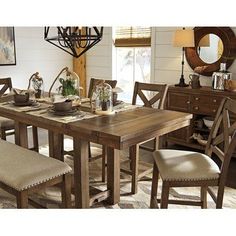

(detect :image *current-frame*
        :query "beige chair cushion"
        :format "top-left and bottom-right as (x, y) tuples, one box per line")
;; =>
(0, 116), (14, 128)
(153, 149), (220, 181)
(0, 140), (72, 191)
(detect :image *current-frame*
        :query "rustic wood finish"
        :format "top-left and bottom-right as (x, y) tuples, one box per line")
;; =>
(151, 97), (236, 209)
(185, 27), (236, 76)
(0, 101), (192, 208)
(166, 86), (236, 151)
(73, 43), (86, 97)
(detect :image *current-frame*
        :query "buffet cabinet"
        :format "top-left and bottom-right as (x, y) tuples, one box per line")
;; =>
(166, 86), (236, 150)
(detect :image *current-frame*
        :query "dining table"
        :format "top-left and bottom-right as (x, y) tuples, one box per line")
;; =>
(0, 96), (192, 208)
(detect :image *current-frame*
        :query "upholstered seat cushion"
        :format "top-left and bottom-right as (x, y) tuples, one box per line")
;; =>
(0, 140), (72, 191)
(153, 149), (220, 181)
(0, 116), (14, 128)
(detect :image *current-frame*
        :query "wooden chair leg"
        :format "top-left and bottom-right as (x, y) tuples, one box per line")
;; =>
(216, 185), (225, 209)
(32, 126), (39, 152)
(150, 162), (159, 208)
(88, 143), (92, 159)
(201, 186), (207, 209)
(16, 190), (29, 209)
(160, 182), (169, 209)
(154, 137), (159, 150)
(61, 173), (72, 208)
(102, 146), (107, 182)
(0, 127), (7, 140)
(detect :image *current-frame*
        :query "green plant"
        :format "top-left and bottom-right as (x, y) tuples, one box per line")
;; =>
(59, 77), (79, 96)
(98, 87), (112, 102)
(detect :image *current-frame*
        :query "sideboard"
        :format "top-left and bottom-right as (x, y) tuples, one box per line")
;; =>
(166, 85), (236, 150)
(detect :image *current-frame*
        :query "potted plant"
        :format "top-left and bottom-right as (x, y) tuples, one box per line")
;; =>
(99, 87), (111, 111)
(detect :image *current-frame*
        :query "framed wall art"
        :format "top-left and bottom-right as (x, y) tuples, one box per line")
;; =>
(0, 27), (16, 65)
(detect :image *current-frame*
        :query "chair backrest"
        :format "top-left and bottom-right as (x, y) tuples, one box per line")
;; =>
(205, 97), (236, 185)
(132, 82), (168, 109)
(0, 77), (12, 97)
(88, 78), (117, 98)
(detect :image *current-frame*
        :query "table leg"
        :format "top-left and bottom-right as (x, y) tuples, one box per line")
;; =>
(73, 137), (90, 208)
(14, 121), (28, 148)
(107, 147), (120, 205)
(130, 144), (139, 194)
(48, 131), (64, 161)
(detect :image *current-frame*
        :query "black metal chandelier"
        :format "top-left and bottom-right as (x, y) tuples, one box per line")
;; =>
(44, 27), (103, 58)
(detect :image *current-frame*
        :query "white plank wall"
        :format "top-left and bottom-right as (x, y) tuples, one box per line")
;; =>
(0, 27), (73, 91)
(151, 27), (236, 86)
(86, 27), (112, 94)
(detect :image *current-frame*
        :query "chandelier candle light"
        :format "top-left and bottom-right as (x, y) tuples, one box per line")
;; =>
(173, 28), (195, 87)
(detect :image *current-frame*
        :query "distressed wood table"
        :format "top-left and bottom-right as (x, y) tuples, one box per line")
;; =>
(0, 101), (192, 208)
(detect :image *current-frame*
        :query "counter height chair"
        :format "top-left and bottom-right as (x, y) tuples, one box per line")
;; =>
(88, 78), (117, 182)
(88, 78), (117, 99)
(150, 97), (236, 208)
(60, 78), (118, 182)
(0, 77), (39, 151)
(121, 81), (168, 194)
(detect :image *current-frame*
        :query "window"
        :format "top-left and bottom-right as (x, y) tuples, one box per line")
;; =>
(114, 27), (151, 103)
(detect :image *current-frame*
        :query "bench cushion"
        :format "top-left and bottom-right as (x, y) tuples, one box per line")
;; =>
(153, 149), (220, 181)
(0, 140), (72, 191)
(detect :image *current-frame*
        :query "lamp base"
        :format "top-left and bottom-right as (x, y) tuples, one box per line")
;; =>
(175, 76), (189, 87)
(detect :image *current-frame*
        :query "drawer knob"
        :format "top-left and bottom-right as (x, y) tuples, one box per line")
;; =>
(194, 106), (199, 110)
(213, 109), (216, 113)
(186, 101), (190, 104)
(195, 97), (199, 101)
(213, 99), (217, 103)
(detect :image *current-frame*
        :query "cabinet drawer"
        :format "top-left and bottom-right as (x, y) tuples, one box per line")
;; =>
(167, 92), (190, 112)
(191, 95), (222, 115)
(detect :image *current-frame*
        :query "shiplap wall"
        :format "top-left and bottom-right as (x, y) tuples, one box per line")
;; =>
(151, 27), (236, 86)
(0, 27), (73, 91)
(86, 27), (112, 95)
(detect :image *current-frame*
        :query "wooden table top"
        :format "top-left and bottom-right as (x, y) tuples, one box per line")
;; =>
(0, 101), (192, 149)
(68, 107), (192, 149)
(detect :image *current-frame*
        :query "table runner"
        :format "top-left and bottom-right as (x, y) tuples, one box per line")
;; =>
(0, 101), (139, 124)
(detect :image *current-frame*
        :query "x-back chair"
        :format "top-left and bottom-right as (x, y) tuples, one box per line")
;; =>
(150, 97), (236, 208)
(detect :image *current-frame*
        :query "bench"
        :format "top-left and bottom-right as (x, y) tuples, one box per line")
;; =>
(0, 139), (72, 208)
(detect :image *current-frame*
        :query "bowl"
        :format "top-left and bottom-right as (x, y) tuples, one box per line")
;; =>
(53, 100), (72, 112)
(203, 117), (214, 129)
(14, 93), (29, 104)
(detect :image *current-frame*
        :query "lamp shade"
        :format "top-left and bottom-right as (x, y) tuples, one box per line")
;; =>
(199, 34), (210, 47)
(173, 29), (195, 47)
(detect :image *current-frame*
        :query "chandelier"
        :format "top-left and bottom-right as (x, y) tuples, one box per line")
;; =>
(44, 27), (103, 58)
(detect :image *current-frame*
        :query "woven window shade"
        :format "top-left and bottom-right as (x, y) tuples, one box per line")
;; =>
(114, 27), (151, 47)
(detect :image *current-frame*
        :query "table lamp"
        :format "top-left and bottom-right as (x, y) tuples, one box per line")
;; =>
(173, 28), (195, 87)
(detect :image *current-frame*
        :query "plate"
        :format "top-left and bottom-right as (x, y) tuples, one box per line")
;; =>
(48, 107), (80, 116)
(13, 100), (36, 106)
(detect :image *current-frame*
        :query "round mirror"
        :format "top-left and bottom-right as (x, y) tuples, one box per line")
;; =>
(185, 27), (236, 76)
(197, 34), (224, 64)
